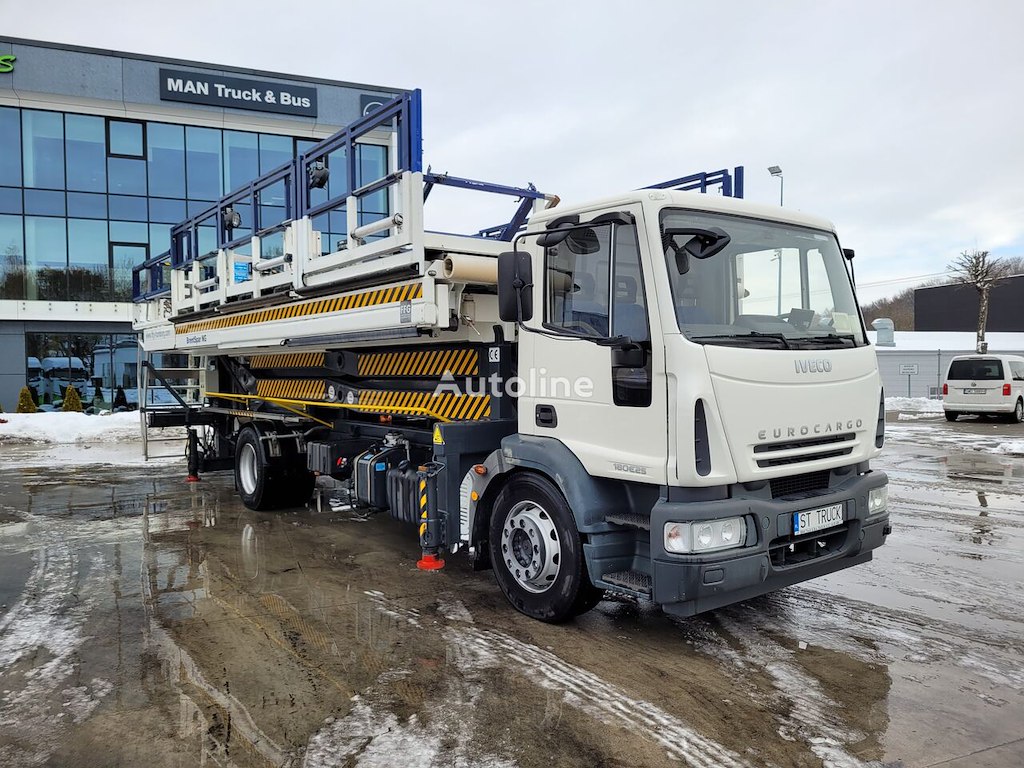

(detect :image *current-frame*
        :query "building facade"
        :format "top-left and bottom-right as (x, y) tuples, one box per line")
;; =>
(0, 37), (400, 410)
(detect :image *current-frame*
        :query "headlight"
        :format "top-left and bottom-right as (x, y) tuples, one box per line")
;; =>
(868, 485), (888, 515)
(664, 518), (747, 554)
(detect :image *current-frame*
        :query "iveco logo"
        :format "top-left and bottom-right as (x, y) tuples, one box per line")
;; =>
(795, 359), (832, 373)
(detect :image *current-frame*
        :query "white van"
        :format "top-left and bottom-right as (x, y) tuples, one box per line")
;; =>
(942, 354), (1024, 423)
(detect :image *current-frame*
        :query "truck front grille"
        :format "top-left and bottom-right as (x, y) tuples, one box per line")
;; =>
(769, 470), (831, 499)
(753, 432), (856, 468)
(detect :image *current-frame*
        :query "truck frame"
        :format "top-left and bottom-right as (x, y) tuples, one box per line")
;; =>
(133, 90), (890, 622)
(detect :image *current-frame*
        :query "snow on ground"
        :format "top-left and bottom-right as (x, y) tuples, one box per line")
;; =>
(0, 412), (184, 467)
(886, 397), (943, 413)
(0, 411), (142, 444)
(997, 440), (1024, 456)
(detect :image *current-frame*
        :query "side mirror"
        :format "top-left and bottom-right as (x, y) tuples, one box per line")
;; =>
(498, 251), (533, 323)
(843, 248), (855, 261)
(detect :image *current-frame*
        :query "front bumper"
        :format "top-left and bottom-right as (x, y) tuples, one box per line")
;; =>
(650, 470), (889, 617)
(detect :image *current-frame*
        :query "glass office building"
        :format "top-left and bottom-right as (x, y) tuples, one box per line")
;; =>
(0, 37), (399, 410)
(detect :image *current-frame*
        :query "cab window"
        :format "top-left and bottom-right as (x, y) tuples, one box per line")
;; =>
(544, 221), (649, 343)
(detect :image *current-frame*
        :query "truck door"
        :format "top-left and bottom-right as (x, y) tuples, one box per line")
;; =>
(518, 205), (668, 485)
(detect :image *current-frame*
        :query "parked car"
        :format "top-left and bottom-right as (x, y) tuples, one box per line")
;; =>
(942, 354), (1024, 423)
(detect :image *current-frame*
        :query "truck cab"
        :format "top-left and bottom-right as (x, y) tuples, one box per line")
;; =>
(476, 190), (889, 619)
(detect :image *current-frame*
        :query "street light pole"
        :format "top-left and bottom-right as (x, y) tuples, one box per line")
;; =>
(767, 167), (784, 314)
(767, 165), (784, 206)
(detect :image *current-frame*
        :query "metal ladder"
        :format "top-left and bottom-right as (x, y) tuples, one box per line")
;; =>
(138, 344), (203, 460)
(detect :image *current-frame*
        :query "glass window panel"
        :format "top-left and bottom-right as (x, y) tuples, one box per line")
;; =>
(149, 224), (172, 255)
(224, 131), (259, 192)
(316, 146), (346, 204)
(312, 212), (344, 255)
(0, 108), (21, 186)
(187, 200), (212, 217)
(186, 126), (223, 200)
(110, 220), (148, 243)
(67, 192), (107, 219)
(356, 143), (387, 186)
(68, 219), (110, 301)
(112, 244), (147, 302)
(25, 216), (68, 300)
(197, 224), (217, 257)
(109, 195), (148, 221)
(258, 133), (291, 174)
(109, 120), (144, 157)
(0, 214), (25, 299)
(24, 189), (66, 216)
(22, 111), (64, 189)
(65, 114), (106, 192)
(147, 123), (186, 198)
(0, 187), (22, 214)
(149, 198), (186, 224)
(108, 157), (147, 195)
(296, 138), (317, 155)
(259, 205), (285, 232)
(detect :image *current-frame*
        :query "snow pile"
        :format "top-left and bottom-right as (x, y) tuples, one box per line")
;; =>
(0, 411), (142, 444)
(996, 440), (1024, 456)
(886, 396), (943, 413)
(897, 412), (944, 421)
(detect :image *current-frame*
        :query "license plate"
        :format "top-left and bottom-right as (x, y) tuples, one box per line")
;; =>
(963, 388), (986, 394)
(793, 503), (844, 536)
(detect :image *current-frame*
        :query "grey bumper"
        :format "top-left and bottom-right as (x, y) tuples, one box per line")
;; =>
(651, 470), (890, 617)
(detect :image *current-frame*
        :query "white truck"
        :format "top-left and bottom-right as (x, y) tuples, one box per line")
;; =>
(132, 91), (890, 622)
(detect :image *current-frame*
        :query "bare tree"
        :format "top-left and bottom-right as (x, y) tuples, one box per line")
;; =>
(947, 249), (1011, 353)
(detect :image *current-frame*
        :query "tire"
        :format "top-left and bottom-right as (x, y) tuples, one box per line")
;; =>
(1009, 399), (1023, 424)
(944, 411), (959, 422)
(234, 425), (316, 511)
(488, 473), (595, 623)
(234, 426), (278, 510)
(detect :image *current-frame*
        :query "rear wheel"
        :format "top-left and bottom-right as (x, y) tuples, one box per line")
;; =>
(234, 426), (315, 510)
(235, 426), (277, 510)
(1009, 399), (1023, 424)
(944, 411), (959, 422)
(488, 474), (597, 623)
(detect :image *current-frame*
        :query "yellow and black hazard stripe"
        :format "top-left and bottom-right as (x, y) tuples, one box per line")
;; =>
(356, 347), (479, 378)
(357, 389), (491, 421)
(255, 379), (327, 401)
(250, 352), (326, 369)
(177, 282), (423, 335)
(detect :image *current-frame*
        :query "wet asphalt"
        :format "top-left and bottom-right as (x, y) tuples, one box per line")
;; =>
(0, 415), (1022, 767)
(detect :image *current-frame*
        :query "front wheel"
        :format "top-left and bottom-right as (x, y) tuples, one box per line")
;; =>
(488, 473), (598, 623)
(944, 411), (959, 422)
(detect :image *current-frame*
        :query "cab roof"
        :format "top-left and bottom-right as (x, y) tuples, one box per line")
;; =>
(527, 189), (837, 233)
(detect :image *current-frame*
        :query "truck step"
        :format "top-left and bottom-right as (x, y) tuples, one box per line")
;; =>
(605, 512), (651, 531)
(600, 570), (652, 596)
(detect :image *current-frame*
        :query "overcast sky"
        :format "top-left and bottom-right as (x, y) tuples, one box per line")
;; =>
(4, 0), (1022, 303)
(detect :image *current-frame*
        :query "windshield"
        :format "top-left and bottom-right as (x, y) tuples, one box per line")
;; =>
(660, 209), (867, 349)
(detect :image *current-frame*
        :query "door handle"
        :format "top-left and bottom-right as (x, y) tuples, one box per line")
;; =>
(535, 404), (557, 428)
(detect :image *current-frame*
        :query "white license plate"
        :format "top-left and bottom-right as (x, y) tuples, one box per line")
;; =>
(963, 388), (986, 394)
(793, 503), (844, 536)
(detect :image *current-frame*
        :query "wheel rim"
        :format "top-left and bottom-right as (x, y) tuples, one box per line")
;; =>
(500, 500), (561, 594)
(239, 442), (259, 495)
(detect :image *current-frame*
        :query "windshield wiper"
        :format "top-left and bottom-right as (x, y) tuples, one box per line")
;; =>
(688, 332), (791, 349)
(791, 333), (857, 348)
